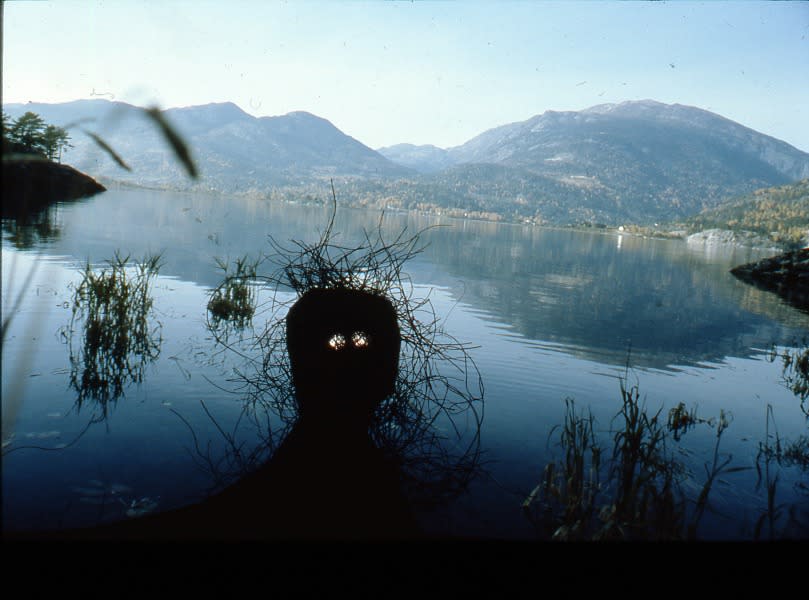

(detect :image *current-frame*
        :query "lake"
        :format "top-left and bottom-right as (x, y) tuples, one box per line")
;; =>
(2, 188), (807, 540)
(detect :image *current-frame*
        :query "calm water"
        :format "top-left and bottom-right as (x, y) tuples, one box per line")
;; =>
(2, 188), (807, 539)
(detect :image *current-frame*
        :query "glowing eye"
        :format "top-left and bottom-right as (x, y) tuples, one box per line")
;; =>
(327, 333), (346, 350)
(351, 331), (370, 348)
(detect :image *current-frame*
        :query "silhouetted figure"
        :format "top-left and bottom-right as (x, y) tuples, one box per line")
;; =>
(8, 287), (420, 540)
(189, 287), (418, 539)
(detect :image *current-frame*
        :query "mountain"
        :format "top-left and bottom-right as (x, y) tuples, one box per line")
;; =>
(2, 100), (413, 192)
(376, 144), (455, 173)
(5, 99), (809, 225)
(427, 100), (809, 223)
(447, 100), (809, 181)
(348, 100), (809, 225)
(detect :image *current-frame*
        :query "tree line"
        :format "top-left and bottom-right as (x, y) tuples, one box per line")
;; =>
(685, 178), (809, 250)
(2, 111), (73, 163)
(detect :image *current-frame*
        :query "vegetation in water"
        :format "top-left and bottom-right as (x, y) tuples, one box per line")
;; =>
(64, 251), (163, 420)
(207, 255), (260, 327)
(523, 340), (809, 541)
(754, 404), (809, 540)
(768, 340), (809, 415)
(522, 370), (745, 541)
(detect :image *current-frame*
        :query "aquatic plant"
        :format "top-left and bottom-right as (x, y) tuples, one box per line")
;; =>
(666, 401), (710, 441)
(686, 408), (737, 540)
(65, 251), (163, 420)
(754, 404), (809, 540)
(521, 398), (603, 540)
(597, 378), (687, 540)
(768, 339), (809, 416)
(523, 370), (738, 541)
(207, 254), (260, 327)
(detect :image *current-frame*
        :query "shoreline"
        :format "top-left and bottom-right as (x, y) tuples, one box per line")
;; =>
(72, 177), (798, 253)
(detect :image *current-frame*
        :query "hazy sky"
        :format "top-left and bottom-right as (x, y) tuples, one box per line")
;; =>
(3, 1), (808, 150)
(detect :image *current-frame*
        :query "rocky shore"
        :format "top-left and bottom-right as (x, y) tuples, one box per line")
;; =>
(686, 228), (780, 251)
(730, 247), (809, 312)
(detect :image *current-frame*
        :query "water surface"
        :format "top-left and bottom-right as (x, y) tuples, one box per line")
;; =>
(3, 189), (807, 539)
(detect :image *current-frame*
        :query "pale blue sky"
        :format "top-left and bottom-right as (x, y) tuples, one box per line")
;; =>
(3, 1), (808, 150)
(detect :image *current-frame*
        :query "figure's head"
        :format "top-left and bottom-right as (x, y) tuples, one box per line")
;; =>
(286, 287), (400, 426)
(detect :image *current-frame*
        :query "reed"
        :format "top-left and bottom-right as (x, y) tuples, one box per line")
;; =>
(521, 398), (602, 540)
(65, 251), (163, 419)
(207, 254), (259, 327)
(768, 339), (809, 416)
(754, 404), (809, 539)
(524, 370), (737, 540)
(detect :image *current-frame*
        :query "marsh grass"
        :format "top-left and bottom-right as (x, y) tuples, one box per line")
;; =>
(523, 371), (740, 540)
(521, 398), (603, 540)
(65, 251), (163, 420)
(754, 404), (809, 539)
(207, 255), (260, 328)
(768, 339), (809, 416)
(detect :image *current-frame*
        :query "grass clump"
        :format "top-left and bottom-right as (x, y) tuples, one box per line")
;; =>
(754, 404), (809, 540)
(66, 251), (163, 419)
(523, 370), (738, 541)
(768, 340), (809, 416)
(207, 255), (259, 327)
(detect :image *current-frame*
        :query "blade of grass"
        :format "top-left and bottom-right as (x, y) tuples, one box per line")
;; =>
(143, 107), (198, 179)
(82, 130), (131, 171)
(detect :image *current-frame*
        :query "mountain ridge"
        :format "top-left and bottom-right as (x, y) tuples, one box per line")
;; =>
(4, 98), (809, 225)
(3, 99), (414, 189)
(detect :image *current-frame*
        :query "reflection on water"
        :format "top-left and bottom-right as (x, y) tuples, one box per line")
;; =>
(423, 221), (806, 370)
(9, 188), (802, 372)
(2, 207), (63, 250)
(0, 185), (104, 250)
(2, 188), (808, 538)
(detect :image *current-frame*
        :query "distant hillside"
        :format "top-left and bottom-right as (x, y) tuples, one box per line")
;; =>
(684, 179), (809, 249)
(448, 101), (809, 182)
(435, 100), (809, 224)
(376, 143), (455, 173)
(363, 100), (809, 225)
(2, 100), (413, 192)
(5, 99), (809, 225)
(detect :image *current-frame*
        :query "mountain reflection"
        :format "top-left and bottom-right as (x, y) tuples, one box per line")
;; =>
(14, 188), (807, 373)
(421, 223), (807, 370)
